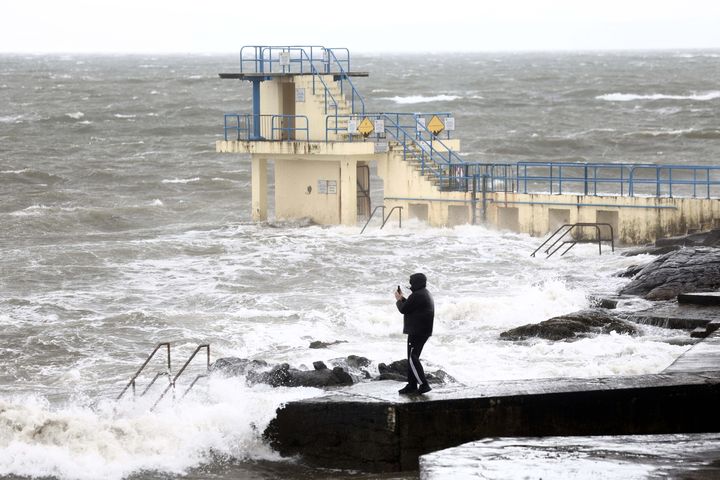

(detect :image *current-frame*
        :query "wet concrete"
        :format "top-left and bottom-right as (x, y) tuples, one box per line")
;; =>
(679, 291), (720, 306)
(627, 301), (720, 329)
(265, 367), (720, 471)
(665, 330), (720, 373)
(420, 433), (720, 479)
(265, 313), (720, 474)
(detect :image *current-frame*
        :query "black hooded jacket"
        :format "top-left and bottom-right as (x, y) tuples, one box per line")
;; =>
(396, 273), (434, 336)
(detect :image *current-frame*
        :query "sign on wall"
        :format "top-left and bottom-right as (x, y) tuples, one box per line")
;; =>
(296, 88), (305, 102)
(317, 180), (337, 195)
(279, 52), (290, 67)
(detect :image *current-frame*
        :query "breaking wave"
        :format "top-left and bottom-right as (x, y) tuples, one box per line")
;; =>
(597, 91), (720, 102)
(382, 94), (461, 104)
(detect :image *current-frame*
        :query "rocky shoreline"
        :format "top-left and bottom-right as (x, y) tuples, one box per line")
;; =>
(210, 230), (720, 389)
(210, 351), (456, 389)
(500, 230), (720, 342)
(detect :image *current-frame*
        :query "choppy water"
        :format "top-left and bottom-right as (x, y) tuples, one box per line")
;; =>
(1, 51), (719, 480)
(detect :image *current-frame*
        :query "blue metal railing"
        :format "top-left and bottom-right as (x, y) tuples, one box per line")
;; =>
(224, 114), (309, 142)
(225, 46), (720, 200)
(239, 45), (327, 74)
(433, 161), (720, 199)
(325, 48), (364, 115)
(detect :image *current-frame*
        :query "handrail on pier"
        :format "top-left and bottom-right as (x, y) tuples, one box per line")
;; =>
(116, 342), (171, 400)
(360, 205), (385, 234)
(382, 206), (403, 230)
(531, 223), (614, 258)
(151, 344), (211, 411)
(117, 343), (211, 410)
(360, 206), (403, 234)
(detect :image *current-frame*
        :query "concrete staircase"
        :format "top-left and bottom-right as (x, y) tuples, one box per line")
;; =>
(678, 292), (720, 338)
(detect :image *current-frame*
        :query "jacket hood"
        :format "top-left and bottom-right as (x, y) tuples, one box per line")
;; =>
(409, 273), (427, 292)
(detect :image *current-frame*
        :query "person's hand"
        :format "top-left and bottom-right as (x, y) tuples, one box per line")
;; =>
(394, 289), (402, 301)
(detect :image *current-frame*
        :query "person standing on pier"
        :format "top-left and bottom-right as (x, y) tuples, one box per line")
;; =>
(394, 272), (434, 395)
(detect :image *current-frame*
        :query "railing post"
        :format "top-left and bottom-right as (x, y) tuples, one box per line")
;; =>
(481, 174), (488, 223)
(708, 168), (712, 199)
(251, 79), (262, 140)
(471, 175), (478, 225)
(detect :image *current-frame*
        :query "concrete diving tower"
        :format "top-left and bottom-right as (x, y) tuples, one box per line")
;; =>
(216, 46), (720, 244)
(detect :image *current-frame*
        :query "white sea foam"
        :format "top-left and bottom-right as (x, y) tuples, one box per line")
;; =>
(0, 115), (23, 124)
(383, 94), (461, 104)
(161, 177), (200, 184)
(65, 112), (84, 120)
(0, 379), (319, 480)
(597, 91), (720, 102)
(114, 114), (137, 119)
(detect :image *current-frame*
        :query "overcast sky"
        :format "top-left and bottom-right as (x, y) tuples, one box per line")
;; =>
(2, 0), (720, 54)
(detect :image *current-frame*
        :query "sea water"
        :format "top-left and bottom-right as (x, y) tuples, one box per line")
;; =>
(1, 51), (719, 479)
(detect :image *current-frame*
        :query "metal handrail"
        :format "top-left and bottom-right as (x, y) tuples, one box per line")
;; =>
(270, 114), (309, 141)
(116, 342), (171, 400)
(225, 114), (310, 142)
(179, 374), (208, 401)
(531, 223), (614, 258)
(381, 206), (403, 229)
(140, 371), (171, 396)
(296, 48), (339, 116)
(151, 344), (210, 411)
(325, 48), (365, 115)
(359, 205), (403, 233)
(360, 205), (385, 234)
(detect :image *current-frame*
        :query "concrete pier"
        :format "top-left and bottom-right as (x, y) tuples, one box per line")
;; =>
(420, 433), (720, 479)
(217, 46), (720, 244)
(265, 334), (720, 471)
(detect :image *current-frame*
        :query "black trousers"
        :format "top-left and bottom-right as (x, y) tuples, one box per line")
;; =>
(407, 334), (429, 386)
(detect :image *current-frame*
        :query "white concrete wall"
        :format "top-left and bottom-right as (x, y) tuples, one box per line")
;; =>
(274, 159), (340, 224)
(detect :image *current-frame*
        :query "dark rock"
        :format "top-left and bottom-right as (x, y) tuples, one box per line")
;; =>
(377, 359), (454, 385)
(378, 360), (407, 382)
(621, 245), (682, 257)
(329, 355), (373, 381)
(500, 309), (637, 341)
(617, 264), (645, 278)
(212, 354), (456, 388)
(621, 229), (720, 257)
(588, 296), (618, 309)
(256, 363), (354, 388)
(263, 363), (293, 387)
(210, 357), (268, 376)
(619, 247), (720, 300)
(346, 355), (371, 369)
(309, 340), (348, 349)
(655, 229), (720, 248)
(331, 367), (354, 385)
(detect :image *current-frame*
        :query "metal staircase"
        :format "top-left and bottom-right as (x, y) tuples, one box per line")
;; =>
(227, 45), (465, 192)
(531, 223), (615, 258)
(116, 342), (211, 410)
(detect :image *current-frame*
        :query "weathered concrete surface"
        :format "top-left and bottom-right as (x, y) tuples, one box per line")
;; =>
(499, 309), (637, 341)
(665, 330), (720, 373)
(420, 433), (720, 479)
(619, 247), (720, 300)
(679, 291), (720, 306)
(627, 302), (720, 330)
(264, 370), (720, 472)
(622, 229), (720, 257)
